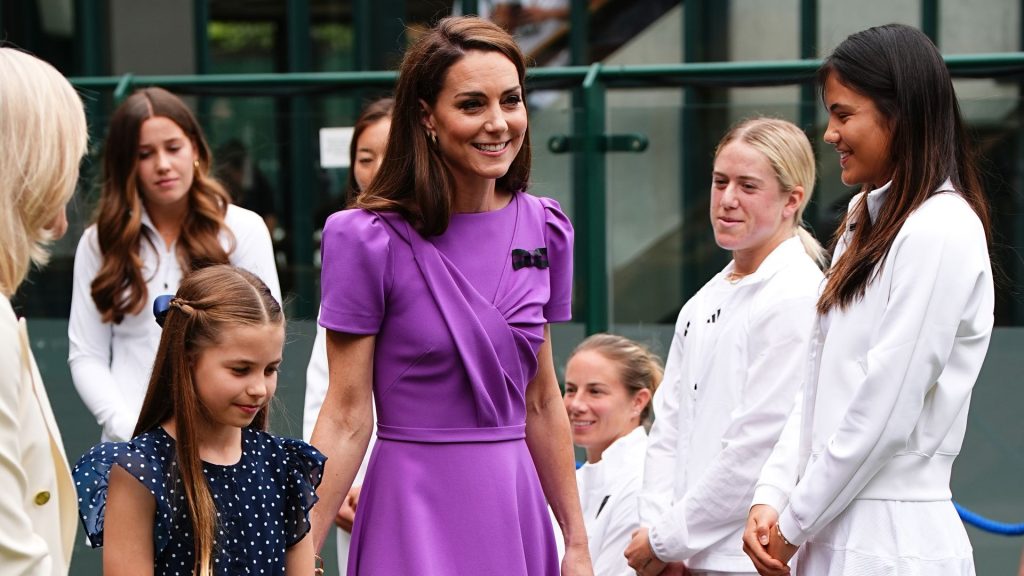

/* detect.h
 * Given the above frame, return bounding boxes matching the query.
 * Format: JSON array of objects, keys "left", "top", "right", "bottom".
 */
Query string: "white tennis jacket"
[
  {"left": 640, "top": 236, "right": 824, "bottom": 572},
  {"left": 753, "top": 180, "right": 995, "bottom": 547}
]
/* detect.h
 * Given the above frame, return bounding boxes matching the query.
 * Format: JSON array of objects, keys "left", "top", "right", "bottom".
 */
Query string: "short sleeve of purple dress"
[{"left": 319, "top": 192, "right": 572, "bottom": 575}]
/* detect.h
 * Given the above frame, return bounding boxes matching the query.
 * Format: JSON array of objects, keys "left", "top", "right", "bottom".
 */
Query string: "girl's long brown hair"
[
  {"left": 356, "top": 16, "right": 531, "bottom": 236},
  {"left": 134, "top": 265, "right": 283, "bottom": 576},
  {"left": 817, "top": 24, "right": 990, "bottom": 314},
  {"left": 91, "top": 87, "right": 233, "bottom": 324}
]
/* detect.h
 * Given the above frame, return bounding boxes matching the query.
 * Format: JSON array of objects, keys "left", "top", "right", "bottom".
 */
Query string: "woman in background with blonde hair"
[
  {"left": 562, "top": 333, "right": 663, "bottom": 575},
  {"left": 0, "top": 46, "right": 88, "bottom": 575},
  {"left": 626, "top": 117, "right": 825, "bottom": 576}
]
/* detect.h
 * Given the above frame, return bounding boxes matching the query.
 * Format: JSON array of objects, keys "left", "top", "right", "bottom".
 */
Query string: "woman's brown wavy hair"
[
  {"left": 91, "top": 87, "right": 233, "bottom": 324},
  {"left": 134, "top": 264, "right": 283, "bottom": 576},
  {"left": 356, "top": 16, "right": 531, "bottom": 236}
]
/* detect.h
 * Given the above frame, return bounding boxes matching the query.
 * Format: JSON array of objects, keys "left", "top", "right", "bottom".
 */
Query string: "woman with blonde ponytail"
[
  {"left": 68, "top": 87, "right": 281, "bottom": 443},
  {"left": 625, "top": 117, "right": 824, "bottom": 576}
]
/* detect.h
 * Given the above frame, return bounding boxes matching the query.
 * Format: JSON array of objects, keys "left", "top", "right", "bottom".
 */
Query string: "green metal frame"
[
  {"left": 574, "top": 63, "right": 608, "bottom": 333},
  {"left": 287, "top": 0, "right": 316, "bottom": 316},
  {"left": 70, "top": 51, "right": 1024, "bottom": 332},
  {"left": 83, "top": 53, "right": 1024, "bottom": 96}
]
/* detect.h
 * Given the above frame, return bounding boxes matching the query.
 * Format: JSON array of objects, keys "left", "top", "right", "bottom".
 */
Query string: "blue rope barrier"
[{"left": 954, "top": 500, "right": 1024, "bottom": 535}]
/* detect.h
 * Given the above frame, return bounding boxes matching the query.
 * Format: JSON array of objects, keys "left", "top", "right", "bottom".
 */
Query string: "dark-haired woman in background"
[
  {"left": 744, "top": 24, "right": 994, "bottom": 576},
  {"left": 69, "top": 87, "right": 280, "bottom": 442}
]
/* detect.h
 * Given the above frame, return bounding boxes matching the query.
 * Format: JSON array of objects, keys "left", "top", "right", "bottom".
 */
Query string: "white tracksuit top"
[
  {"left": 640, "top": 235, "right": 824, "bottom": 572},
  {"left": 753, "top": 180, "right": 995, "bottom": 547}
]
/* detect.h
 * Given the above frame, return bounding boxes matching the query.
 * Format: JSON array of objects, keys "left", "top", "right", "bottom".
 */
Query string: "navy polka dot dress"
[{"left": 73, "top": 427, "right": 326, "bottom": 575}]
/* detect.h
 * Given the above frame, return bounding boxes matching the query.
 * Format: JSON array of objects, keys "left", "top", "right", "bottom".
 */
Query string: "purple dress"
[{"left": 319, "top": 192, "right": 572, "bottom": 575}]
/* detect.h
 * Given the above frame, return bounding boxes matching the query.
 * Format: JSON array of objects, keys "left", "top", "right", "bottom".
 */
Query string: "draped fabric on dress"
[{"left": 318, "top": 192, "right": 573, "bottom": 575}]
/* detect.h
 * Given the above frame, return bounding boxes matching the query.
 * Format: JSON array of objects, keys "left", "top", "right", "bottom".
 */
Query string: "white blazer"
[
  {"left": 0, "top": 295, "right": 77, "bottom": 575},
  {"left": 640, "top": 236, "right": 823, "bottom": 572},
  {"left": 753, "top": 180, "right": 995, "bottom": 546}
]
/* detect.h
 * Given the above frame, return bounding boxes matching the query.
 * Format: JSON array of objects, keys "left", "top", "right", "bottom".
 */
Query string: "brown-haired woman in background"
[
  {"left": 68, "top": 87, "right": 281, "bottom": 442},
  {"left": 308, "top": 16, "right": 592, "bottom": 575}
]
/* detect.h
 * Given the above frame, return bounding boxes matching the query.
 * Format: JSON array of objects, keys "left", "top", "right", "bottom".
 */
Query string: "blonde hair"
[
  {"left": 0, "top": 48, "right": 87, "bottom": 296},
  {"left": 716, "top": 118, "right": 827, "bottom": 268},
  {"left": 569, "top": 333, "right": 664, "bottom": 426}
]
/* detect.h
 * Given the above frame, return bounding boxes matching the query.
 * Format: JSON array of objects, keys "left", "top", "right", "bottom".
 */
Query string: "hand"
[
  {"left": 561, "top": 541, "right": 594, "bottom": 576},
  {"left": 625, "top": 527, "right": 667, "bottom": 575},
  {"left": 659, "top": 562, "right": 690, "bottom": 576},
  {"left": 766, "top": 523, "right": 798, "bottom": 566},
  {"left": 334, "top": 484, "right": 362, "bottom": 533},
  {"left": 742, "top": 505, "right": 790, "bottom": 576}
]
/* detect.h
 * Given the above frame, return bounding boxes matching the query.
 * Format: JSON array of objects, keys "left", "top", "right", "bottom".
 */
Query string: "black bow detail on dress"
[{"left": 512, "top": 248, "right": 549, "bottom": 270}]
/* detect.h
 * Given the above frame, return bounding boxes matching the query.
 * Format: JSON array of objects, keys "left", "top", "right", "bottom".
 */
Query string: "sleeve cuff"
[
  {"left": 647, "top": 524, "right": 671, "bottom": 562},
  {"left": 777, "top": 507, "right": 810, "bottom": 547},
  {"left": 751, "top": 485, "right": 789, "bottom": 515}
]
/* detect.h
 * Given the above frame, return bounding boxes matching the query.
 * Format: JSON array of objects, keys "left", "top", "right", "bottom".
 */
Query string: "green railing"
[{"left": 69, "top": 52, "right": 1024, "bottom": 334}]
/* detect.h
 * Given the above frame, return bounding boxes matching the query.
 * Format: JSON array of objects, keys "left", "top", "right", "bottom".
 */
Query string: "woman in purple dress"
[{"left": 308, "top": 16, "right": 593, "bottom": 576}]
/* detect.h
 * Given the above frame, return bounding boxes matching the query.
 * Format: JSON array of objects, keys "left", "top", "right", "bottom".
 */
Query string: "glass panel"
[
  {"left": 606, "top": 87, "right": 689, "bottom": 324},
  {"left": 941, "top": 0, "right": 1019, "bottom": 53},
  {"left": 818, "top": 0, "right": 921, "bottom": 57}
]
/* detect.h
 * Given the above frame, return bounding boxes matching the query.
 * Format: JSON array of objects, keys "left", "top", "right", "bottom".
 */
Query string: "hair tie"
[{"left": 153, "top": 294, "right": 174, "bottom": 327}]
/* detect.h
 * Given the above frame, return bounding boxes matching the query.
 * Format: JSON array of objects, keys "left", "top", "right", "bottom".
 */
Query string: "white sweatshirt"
[
  {"left": 753, "top": 180, "right": 995, "bottom": 547},
  {"left": 640, "top": 236, "right": 823, "bottom": 572}
]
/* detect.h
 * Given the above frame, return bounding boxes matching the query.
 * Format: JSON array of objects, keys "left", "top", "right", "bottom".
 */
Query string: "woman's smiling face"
[
  {"left": 563, "top": 350, "right": 646, "bottom": 464},
  {"left": 822, "top": 72, "right": 895, "bottom": 189},
  {"left": 420, "top": 49, "right": 527, "bottom": 194}
]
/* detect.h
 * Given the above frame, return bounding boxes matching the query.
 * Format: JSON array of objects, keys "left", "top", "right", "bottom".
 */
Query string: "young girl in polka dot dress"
[{"left": 73, "top": 265, "right": 326, "bottom": 575}]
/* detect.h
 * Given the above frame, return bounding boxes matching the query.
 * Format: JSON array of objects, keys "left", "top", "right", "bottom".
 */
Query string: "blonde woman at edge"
[
  {"left": 0, "top": 47, "right": 88, "bottom": 575},
  {"left": 625, "top": 118, "right": 825, "bottom": 576},
  {"left": 561, "top": 334, "right": 662, "bottom": 575}
]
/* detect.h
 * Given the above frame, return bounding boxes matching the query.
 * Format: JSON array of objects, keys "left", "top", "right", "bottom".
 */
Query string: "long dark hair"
[
  {"left": 356, "top": 16, "right": 531, "bottom": 235},
  {"left": 92, "top": 87, "right": 233, "bottom": 324},
  {"left": 345, "top": 97, "right": 394, "bottom": 205},
  {"left": 134, "top": 265, "right": 283, "bottom": 576},
  {"left": 817, "top": 24, "right": 990, "bottom": 313}
]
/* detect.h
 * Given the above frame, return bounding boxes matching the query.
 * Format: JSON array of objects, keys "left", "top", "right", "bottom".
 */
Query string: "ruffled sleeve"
[
  {"left": 276, "top": 436, "right": 327, "bottom": 547},
  {"left": 319, "top": 209, "right": 393, "bottom": 335},
  {"left": 538, "top": 197, "right": 574, "bottom": 322},
  {"left": 71, "top": 434, "right": 175, "bottom": 553}
]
